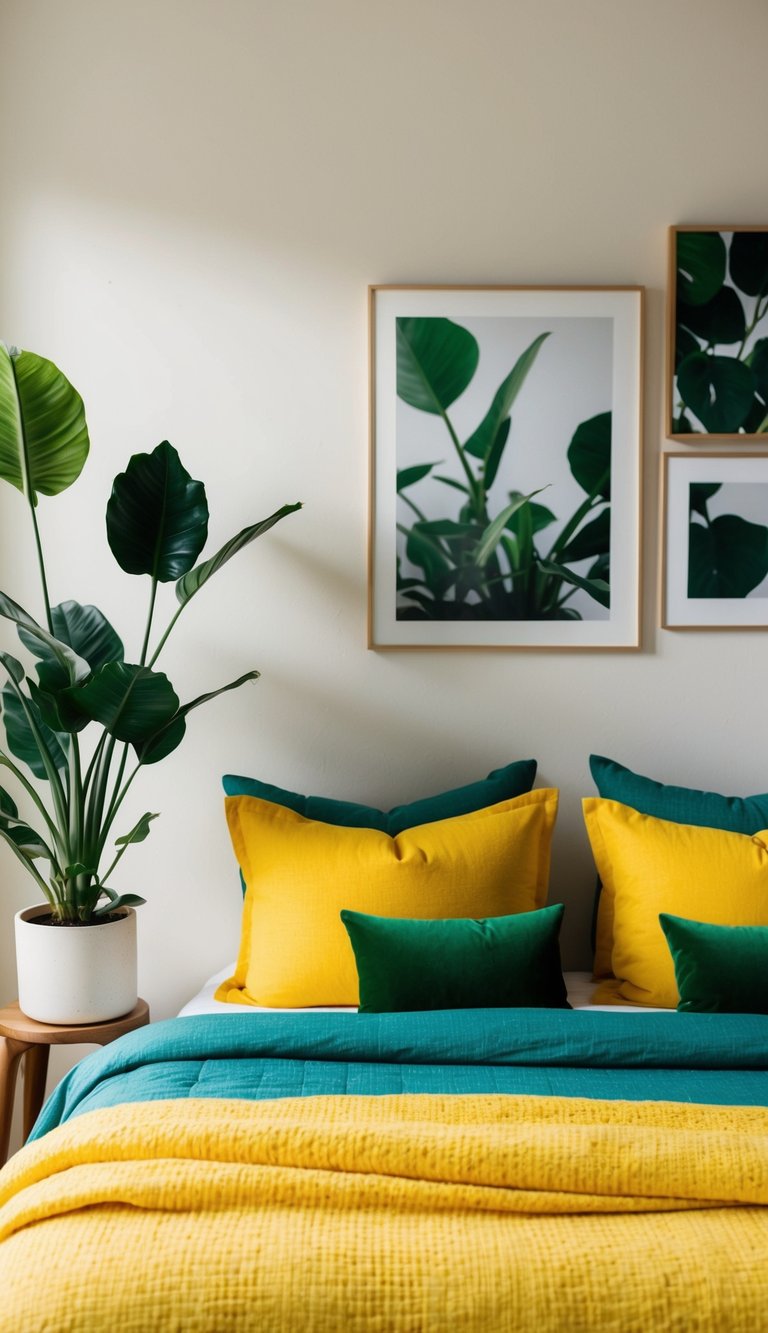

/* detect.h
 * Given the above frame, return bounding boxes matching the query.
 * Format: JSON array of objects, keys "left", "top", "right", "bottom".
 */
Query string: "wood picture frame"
[{"left": 368, "top": 284, "right": 644, "bottom": 650}]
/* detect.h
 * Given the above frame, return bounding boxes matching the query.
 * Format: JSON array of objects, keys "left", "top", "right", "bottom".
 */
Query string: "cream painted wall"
[{"left": 1, "top": 0, "right": 767, "bottom": 1075}]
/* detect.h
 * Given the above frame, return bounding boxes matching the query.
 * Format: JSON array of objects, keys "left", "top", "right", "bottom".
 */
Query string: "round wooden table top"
[{"left": 0, "top": 998, "right": 150, "bottom": 1045}]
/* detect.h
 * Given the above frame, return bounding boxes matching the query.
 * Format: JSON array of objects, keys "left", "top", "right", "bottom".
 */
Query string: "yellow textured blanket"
[{"left": 1, "top": 1094, "right": 767, "bottom": 1331}]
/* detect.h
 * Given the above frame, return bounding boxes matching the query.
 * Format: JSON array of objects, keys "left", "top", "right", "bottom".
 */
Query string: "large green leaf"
[
  {"left": 175, "top": 503, "right": 302, "bottom": 608},
  {"left": 0, "top": 591, "right": 90, "bottom": 685},
  {"left": 688, "top": 482, "right": 721, "bottom": 520},
  {"left": 474, "top": 490, "right": 546, "bottom": 567},
  {"left": 567, "top": 412, "right": 611, "bottom": 499},
  {"left": 504, "top": 494, "right": 557, "bottom": 538},
  {"left": 397, "top": 463, "right": 437, "bottom": 492},
  {"left": 0, "top": 344, "right": 89, "bottom": 502},
  {"left": 538, "top": 558, "right": 610, "bottom": 609},
  {"left": 136, "top": 670, "right": 260, "bottom": 765},
  {"left": 65, "top": 662, "right": 179, "bottom": 742},
  {"left": 677, "top": 353, "right": 755, "bottom": 433},
  {"left": 688, "top": 515, "right": 768, "bottom": 597},
  {"left": 396, "top": 318, "right": 479, "bottom": 414},
  {"left": 0, "top": 678, "right": 69, "bottom": 776},
  {"left": 404, "top": 522, "right": 452, "bottom": 586},
  {"left": 106, "top": 440, "right": 209, "bottom": 581},
  {"left": 464, "top": 332, "right": 550, "bottom": 460},
  {"left": 557, "top": 507, "right": 610, "bottom": 563},
  {"left": 729, "top": 232, "right": 768, "bottom": 297},
  {"left": 674, "top": 325, "right": 702, "bottom": 369},
  {"left": 482, "top": 419, "right": 511, "bottom": 489},
  {"left": 676, "top": 232, "right": 726, "bottom": 306},
  {"left": 677, "top": 287, "right": 746, "bottom": 347},
  {"left": 18, "top": 600, "right": 122, "bottom": 696}
]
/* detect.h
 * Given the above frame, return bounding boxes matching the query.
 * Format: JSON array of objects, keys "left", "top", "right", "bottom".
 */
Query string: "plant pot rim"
[{"left": 16, "top": 904, "right": 135, "bottom": 928}]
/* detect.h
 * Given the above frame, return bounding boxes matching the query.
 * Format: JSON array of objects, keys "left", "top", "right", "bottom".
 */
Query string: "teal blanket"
[{"left": 31, "top": 1008, "right": 768, "bottom": 1140}]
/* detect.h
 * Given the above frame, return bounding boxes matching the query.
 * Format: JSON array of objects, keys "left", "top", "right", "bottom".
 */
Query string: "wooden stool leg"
[
  {"left": 0, "top": 1037, "right": 30, "bottom": 1168},
  {"left": 22, "top": 1045, "right": 50, "bottom": 1141}
]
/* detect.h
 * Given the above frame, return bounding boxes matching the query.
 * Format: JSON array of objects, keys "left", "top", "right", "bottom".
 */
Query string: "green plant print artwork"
[
  {"left": 395, "top": 315, "right": 612, "bottom": 621},
  {"left": 673, "top": 230, "right": 768, "bottom": 436},
  {"left": 688, "top": 481, "right": 768, "bottom": 597}
]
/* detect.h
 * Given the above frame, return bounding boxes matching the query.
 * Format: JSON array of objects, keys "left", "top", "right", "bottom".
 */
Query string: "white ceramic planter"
[{"left": 15, "top": 905, "right": 138, "bottom": 1024}]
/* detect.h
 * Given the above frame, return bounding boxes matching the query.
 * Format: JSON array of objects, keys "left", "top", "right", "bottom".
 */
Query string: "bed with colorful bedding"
[
  {"left": 4, "top": 758, "right": 768, "bottom": 1330},
  {"left": 1, "top": 1006, "right": 768, "bottom": 1331}
]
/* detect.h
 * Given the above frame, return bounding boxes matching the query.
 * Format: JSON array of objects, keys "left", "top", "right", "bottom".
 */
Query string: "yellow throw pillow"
[
  {"left": 583, "top": 797, "right": 768, "bottom": 1008},
  {"left": 216, "top": 788, "right": 559, "bottom": 1007}
]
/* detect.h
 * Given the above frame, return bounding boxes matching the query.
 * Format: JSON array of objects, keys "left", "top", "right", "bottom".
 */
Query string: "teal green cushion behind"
[
  {"left": 660, "top": 914, "right": 768, "bottom": 1014},
  {"left": 223, "top": 760, "right": 537, "bottom": 836},
  {"left": 340, "top": 904, "right": 569, "bottom": 1014},
  {"left": 589, "top": 755, "right": 768, "bottom": 832}
]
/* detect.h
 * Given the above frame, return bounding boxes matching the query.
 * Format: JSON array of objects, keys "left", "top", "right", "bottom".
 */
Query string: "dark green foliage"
[
  {"left": 0, "top": 349, "right": 301, "bottom": 921},
  {"left": 687, "top": 483, "right": 768, "bottom": 598},
  {"left": 395, "top": 318, "right": 612, "bottom": 621},
  {"left": 674, "top": 231, "right": 768, "bottom": 435}
]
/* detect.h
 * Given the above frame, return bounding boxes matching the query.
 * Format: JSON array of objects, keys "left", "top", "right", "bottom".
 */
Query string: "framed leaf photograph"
[
  {"left": 667, "top": 226, "right": 768, "bottom": 440},
  {"left": 661, "top": 452, "right": 768, "bottom": 629},
  {"left": 368, "top": 285, "right": 644, "bottom": 649}
]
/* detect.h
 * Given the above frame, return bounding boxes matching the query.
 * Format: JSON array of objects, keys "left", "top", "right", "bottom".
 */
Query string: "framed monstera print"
[
  {"left": 368, "top": 285, "right": 644, "bottom": 650},
  {"left": 667, "top": 226, "right": 768, "bottom": 440},
  {"left": 661, "top": 452, "right": 768, "bottom": 629}
]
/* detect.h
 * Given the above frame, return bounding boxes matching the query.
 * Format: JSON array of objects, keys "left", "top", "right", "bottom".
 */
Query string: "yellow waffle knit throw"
[{"left": 1, "top": 1093, "right": 767, "bottom": 1332}]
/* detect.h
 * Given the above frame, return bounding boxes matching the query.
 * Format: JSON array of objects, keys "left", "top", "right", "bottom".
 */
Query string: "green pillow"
[
  {"left": 588, "top": 755, "right": 768, "bottom": 955},
  {"left": 340, "top": 904, "right": 569, "bottom": 1014},
  {"left": 589, "top": 755, "right": 768, "bottom": 832},
  {"left": 223, "top": 760, "right": 537, "bottom": 835},
  {"left": 660, "top": 913, "right": 768, "bottom": 1015}
]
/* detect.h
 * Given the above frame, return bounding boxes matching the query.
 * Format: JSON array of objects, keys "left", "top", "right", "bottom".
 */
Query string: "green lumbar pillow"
[
  {"left": 340, "top": 903, "right": 569, "bottom": 1014},
  {"left": 659, "top": 913, "right": 768, "bottom": 1015},
  {"left": 223, "top": 760, "right": 537, "bottom": 835},
  {"left": 589, "top": 755, "right": 768, "bottom": 832}
]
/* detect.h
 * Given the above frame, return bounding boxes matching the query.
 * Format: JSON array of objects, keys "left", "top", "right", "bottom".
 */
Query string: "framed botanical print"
[
  {"left": 667, "top": 226, "right": 768, "bottom": 440},
  {"left": 661, "top": 451, "right": 768, "bottom": 628},
  {"left": 368, "top": 285, "right": 644, "bottom": 649}
]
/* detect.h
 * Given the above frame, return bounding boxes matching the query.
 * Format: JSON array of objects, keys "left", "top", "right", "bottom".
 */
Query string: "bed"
[
  {"left": 2, "top": 769, "right": 768, "bottom": 1330},
  {"left": 0, "top": 976, "right": 767, "bottom": 1331}
]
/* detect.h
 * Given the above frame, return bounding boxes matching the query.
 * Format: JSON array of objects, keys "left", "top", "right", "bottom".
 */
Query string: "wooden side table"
[{"left": 0, "top": 998, "right": 150, "bottom": 1166}]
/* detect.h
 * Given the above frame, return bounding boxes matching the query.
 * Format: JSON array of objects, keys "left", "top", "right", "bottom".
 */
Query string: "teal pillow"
[
  {"left": 223, "top": 760, "right": 537, "bottom": 836},
  {"left": 588, "top": 755, "right": 768, "bottom": 954},
  {"left": 340, "top": 904, "right": 569, "bottom": 1014},
  {"left": 659, "top": 913, "right": 768, "bottom": 1014},
  {"left": 589, "top": 755, "right": 768, "bottom": 832}
]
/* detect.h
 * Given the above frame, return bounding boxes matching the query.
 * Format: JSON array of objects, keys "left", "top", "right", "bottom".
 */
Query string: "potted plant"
[{"left": 0, "top": 342, "right": 300, "bottom": 1022}]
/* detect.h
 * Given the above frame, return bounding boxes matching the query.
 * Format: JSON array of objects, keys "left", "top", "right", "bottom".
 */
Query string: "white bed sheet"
[{"left": 177, "top": 966, "right": 664, "bottom": 1017}]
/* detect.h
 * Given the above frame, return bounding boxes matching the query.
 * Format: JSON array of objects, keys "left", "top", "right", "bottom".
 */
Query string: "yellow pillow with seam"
[
  {"left": 583, "top": 796, "right": 768, "bottom": 1008},
  {"left": 216, "top": 787, "right": 559, "bottom": 1008}
]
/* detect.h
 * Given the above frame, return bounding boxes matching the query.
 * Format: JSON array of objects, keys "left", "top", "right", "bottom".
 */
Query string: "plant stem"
[
  {"left": 101, "top": 761, "right": 141, "bottom": 846},
  {"left": 439, "top": 407, "right": 482, "bottom": 512},
  {"left": 29, "top": 504, "right": 54, "bottom": 633},
  {"left": 399, "top": 493, "right": 428, "bottom": 523},
  {"left": 147, "top": 603, "right": 184, "bottom": 669},
  {"left": 9, "top": 355, "right": 54, "bottom": 631},
  {"left": 0, "top": 749, "right": 61, "bottom": 844},
  {"left": 139, "top": 578, "right": 158, "bottom": 666},
  {"left": 0, "top": 826, "right": 54, "bottom": 901}
]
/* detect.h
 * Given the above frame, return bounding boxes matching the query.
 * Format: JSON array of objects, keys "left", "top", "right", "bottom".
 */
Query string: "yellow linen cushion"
[
  {"left": 216, "top": 788, "right": 559, "bottom": 1007},
  {"left": 583, "top": 797, "right": 768, "bottom": 1008}
]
